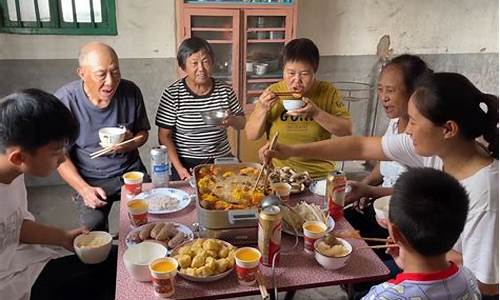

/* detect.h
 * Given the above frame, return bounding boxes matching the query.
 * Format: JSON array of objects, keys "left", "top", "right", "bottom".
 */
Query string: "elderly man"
[{"left": 56, "top": 42, "right": 150, "bottom": 231}]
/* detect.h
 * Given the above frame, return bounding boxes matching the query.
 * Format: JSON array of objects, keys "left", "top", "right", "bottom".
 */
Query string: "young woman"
[{"left": 261, "top": 72, "right": 499, "bottom": 297}]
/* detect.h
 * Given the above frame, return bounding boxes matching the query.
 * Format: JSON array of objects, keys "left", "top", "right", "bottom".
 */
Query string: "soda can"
[
  {"left": 151, "top": 146, "right": 170, "bottom": 188},
  {"left": 325, "top": 170, "right": 347, "bottom": 221},
  {"left": 258, "top": 205, "right": 282, "bottom": 266}
]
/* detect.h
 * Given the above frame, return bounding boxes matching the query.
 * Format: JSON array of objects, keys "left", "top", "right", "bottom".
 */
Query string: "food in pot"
[
  {"left": 173, "top": 238, "right": 236, "bottom": 277},
  {"left": 196, "top": 165, "right": 265, "bottom": 210}
]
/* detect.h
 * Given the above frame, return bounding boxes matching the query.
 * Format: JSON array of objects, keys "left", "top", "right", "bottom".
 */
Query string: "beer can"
[
  {"left": 325, "top": 170, "right": 347, "bottom": 221},
  {"left": 258, "top": 205, "right": 282, "bottom": 266}
]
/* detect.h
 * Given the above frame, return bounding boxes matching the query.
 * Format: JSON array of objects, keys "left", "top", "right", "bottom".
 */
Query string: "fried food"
[{"left": 174, "top": 238, "right": 235, "bottom": 278}]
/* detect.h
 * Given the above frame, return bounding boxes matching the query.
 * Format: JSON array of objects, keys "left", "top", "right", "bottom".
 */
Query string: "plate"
[
  {"left": 309, "top": 179, "right": 326, "bottom": 196},
  {"left": 171, "top": 238, "right": 235, "bottom": 282},
  {"left": 135, "top": 188, "right": 191, "bottom": 214},
  {"left": 282, "top": 216, "right": 335, "bottom": 237},
  {"left": 125, "top": 222, "right": 194, "bottom": 252},
  {"left": 180, "top": 267, "right": 233, "bottom": 282}
]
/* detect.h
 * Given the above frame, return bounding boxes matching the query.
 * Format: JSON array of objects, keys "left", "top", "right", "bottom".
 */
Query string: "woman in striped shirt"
[{"left": 155, "top": 37, "right": 245, "bottom": 180}]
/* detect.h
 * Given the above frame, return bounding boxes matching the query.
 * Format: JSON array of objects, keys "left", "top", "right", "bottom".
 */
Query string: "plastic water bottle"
[{"left": 150, "top": 145, "right": 170, "bottom": 188}]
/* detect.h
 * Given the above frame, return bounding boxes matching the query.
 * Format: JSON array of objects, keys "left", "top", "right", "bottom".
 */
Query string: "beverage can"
[
  {"left": 258, "top": 205, "right": 282, "bottom": 266},
  {"left": 151, "top": 146, "right": 171, "bottom": 188},
  {"left": 325, "top": 170, "right": 347, "bottom": 221}
]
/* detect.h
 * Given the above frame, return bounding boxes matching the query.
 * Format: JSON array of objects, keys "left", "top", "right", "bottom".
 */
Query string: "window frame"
[{"left": 0, "top": 0, "right": 117, "bottom": 35}]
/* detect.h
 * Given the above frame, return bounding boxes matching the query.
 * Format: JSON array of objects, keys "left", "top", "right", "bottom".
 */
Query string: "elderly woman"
[
  {"left": 156, "top": 37, "right": 245, "bottom": 180},
  {"left": 245, "top": 38, "right": 352, "bottom": 179}
]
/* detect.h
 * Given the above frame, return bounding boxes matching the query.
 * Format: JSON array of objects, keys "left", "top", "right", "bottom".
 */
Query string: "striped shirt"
[{"left": 155, "top": 77, "right": 244, "bottom": 159}]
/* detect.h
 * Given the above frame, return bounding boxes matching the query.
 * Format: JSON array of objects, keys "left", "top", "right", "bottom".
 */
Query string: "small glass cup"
[
  {"left": 234, "top": 247, "right": 262, "bottom": 286},
  {"left": 271, "top": 182, "right": 291, "bottom": 203},
  {"left": 123, "top": 171, "right": 144, "bottom": 198},
  {"left": 149, "top": 257, "right": 178, "bottom": 298},
  {"left": 127, "top": 199, "right": 148, "bottom": 227},
  {"left": 302, "top": 221, "right": 327, "bottom": 254}
]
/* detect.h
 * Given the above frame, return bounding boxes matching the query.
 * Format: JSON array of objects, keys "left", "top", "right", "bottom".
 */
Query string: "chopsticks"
[
  {"left": 357, "top": 244, "right": 398, "bottom": 250},
  {"left": 253, "top": 132, "right": 279, "bottom": 192},
  {"left": 273, "top": 91, "right": 302, "bottom": 97},
  {"left": 90, "top": 136, "right": 142, "bottom": 159},
  {"left": 256, "top": 271, "right": 270, "bottom": 300}
]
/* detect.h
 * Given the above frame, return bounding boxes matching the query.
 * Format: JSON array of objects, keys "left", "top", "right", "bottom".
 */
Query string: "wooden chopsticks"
[
  {"left": 273, "top": 91, "right": 302, "bottom": 97},
  {"left": 90, "top": 135, "right": 142, "bottom": 159},
  {"left": 357, "top": 244, "right": 398, "bottom": 250},
  {"left": 256, "top": 271, "right": 270, "bottom": 300},
  {"left": 253, "top": 132, "right": 279, "bottom": 192}
]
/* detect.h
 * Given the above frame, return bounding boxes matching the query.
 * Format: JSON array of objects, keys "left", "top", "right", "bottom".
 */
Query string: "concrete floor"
[{"left": 26, "top": 161, "right": 369, "bottom": 300}]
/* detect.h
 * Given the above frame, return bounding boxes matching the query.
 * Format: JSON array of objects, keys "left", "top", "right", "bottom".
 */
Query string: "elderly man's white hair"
[{"left": 78, "top": 42, "right": 118, "bottom": 66}]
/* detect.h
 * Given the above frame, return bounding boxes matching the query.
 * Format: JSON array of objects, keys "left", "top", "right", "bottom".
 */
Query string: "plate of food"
[
  {"left": 135, "top": 188, "right": 191, "bottom": 214},
  {"left": 125, "top": 221, "right": 194, "bottom": 253},
  {"left": 171, "top": 238, "right": 236, "bottom": 282},
  {"left": 268, "top": 167, "right": 312, "bottom": 194},
  {"left": 281, "top": 201, "right": 335, "bottom": 236}
]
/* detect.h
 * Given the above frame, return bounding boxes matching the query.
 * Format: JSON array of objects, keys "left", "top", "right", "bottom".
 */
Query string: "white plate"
[
  {"left": 171, "top": 238, "right": 235, "bottom": 282},
  {"left": 282, "top": 216, "right": 335, "bottom": 237},
  {"left": 309, "top": 179, "right": 326, "bottom": 196},
  {"left": 135, "top": 188, "right": 191, "bottom": 214},
  {"left": 125, "top": 222, "right": 194, "bottom": 252}
]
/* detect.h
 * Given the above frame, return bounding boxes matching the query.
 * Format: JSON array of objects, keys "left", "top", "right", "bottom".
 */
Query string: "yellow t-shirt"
[{"left": 267, "top": 80, "right": 350, "bottom": 179}]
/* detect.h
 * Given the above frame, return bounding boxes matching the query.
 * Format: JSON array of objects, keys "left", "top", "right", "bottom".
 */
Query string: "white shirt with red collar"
[{"left": 362, "top": 263, "right": 480, "bottom": 300}]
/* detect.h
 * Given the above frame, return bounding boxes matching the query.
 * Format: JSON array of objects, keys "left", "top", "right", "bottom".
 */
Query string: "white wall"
[
  {"left": 297, "top": 0, "right": 499, "bottom": 56},
  {"left": 1, "top": 0, "right": 498, "bottom": 59},
  {"left": 0, "top": 0, "right": 177, "bottom": 59}
]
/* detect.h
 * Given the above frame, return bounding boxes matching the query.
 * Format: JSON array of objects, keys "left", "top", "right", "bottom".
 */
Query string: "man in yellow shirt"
[{"left": 245, "top": 38, "right": 352, "bottom": 178}]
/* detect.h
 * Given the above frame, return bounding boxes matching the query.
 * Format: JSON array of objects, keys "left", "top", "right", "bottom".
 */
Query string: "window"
[{"left": 0, "top": 0, "right": 116, "bottom": 35}]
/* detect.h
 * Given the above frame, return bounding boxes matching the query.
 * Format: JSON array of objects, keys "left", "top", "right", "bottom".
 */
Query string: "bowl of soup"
[
  {"left": 282, "top": 99, "right": 305, "bottom": 111},
  {"left": 123, "top": 241, "right": 168, "bottom": 282},
  {"left": 98, "top": 126, "right": 126, "bottom": 146},
  {"left": 314, "top": 236, "right": 352, "bottom": 270},
  {"left": 373, "top": 196, "right": 391, "bottom": 228},
  {"left": 74, "top": 231, "right": 113, "bottom": 264}
]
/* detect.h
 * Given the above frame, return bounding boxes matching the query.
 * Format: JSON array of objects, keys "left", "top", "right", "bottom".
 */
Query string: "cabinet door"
[
  {"left": 243, "top": 9, "right": 293, "bottom": 108},
  {"left": 182, "top": 8, "right": 240, "bottom": 96}
]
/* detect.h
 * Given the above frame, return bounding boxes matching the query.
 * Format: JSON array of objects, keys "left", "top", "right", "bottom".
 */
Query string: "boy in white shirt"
[{"left": 0, "top": 89, "right": 116, "bottom": 300}]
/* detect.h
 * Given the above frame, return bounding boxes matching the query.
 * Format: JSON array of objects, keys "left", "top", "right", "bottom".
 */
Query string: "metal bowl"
[{"left": 200, "top": 110, "right": 228, "bottom": 125}]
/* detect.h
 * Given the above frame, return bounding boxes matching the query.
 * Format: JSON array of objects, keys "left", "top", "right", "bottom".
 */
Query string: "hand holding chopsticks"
[
  {"left": 253, "top": 132, "right": 279, "bottom": 192},
  {"left": 90, "top": 135, "right": 142, "bottom": 159}
]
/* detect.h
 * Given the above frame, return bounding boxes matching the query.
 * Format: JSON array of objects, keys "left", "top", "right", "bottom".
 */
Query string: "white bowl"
[
  {"left": 373, "top": 195, "right": 391, "bottom": 228},
  {"left": 98, "top": 126, "right": 126, "bottom": 146},
  {"left": 314, "top": 237, "right": 352, "bottom": 270},
  {"left": 74, "top": 231, "right": 113, "bottom": 264},
  {"left": 123, "top": 241, "right": 168, "bottom": 282},
  {"left": 283, "top": 99, "right": 305, "bottom": 111}
]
